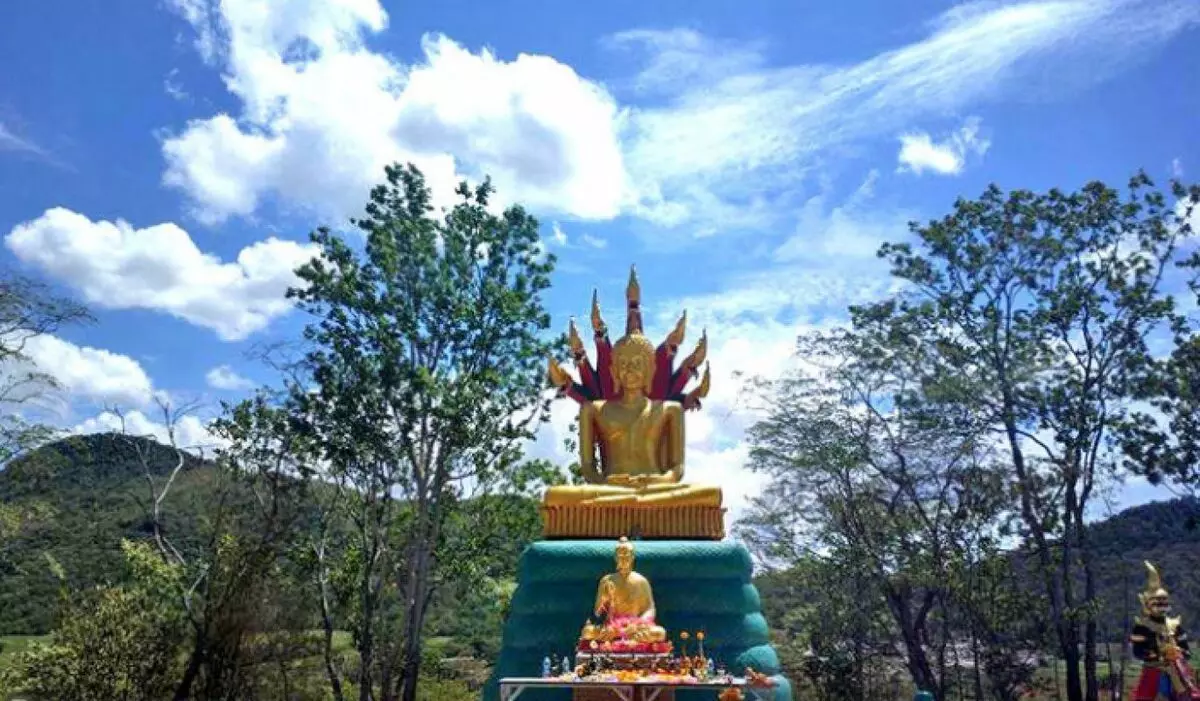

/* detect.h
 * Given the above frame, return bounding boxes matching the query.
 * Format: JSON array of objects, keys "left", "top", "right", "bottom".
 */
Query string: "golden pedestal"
[{"left": 540, "top": 504, "right": 726, "bottom": 540}]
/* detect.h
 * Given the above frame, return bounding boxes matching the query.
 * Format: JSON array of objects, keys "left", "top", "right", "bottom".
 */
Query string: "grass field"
[
  {"left": 1031, "top": 659, "right": 1147, "bottom": 701},
  {"left": 0, "top": 632, "right": 478, "bottom": 701},
  {"left": 0, "top": 637, "right": 46, "bottom": 674}
]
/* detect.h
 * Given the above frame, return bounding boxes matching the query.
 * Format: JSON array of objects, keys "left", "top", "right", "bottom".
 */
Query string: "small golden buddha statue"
[
  {"left": 543, "top": 266, "right": 721, "bottom": 513},
  {"left": 580, "top": 537, "right": 667, "bottom": 645}
]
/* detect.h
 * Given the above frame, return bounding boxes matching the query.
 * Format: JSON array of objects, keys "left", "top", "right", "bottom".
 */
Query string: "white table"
[{"left": 498, "top": 676, "right": 775, "bottom": 701}]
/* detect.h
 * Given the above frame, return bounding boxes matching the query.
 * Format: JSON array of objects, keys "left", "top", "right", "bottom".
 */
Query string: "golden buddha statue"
[
  {"left": 541, "top": 266, "right": 724, "bottom": 539},
  {"left": 580, "top": 537, "right": 667, "bottom": 646}
]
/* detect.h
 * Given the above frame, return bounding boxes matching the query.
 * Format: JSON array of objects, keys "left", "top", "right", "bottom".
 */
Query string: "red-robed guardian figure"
[{"left": 1131, "top": 562, "right": 1200, "bottom": 701}]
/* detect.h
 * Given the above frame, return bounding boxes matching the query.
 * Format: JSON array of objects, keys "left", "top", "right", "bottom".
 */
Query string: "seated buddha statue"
[
  {"left": 579, "top": 537, "right": 669, "bottom": 649},
  {"left": 543, "top": 266, "right": 722, "bottom": 509}
]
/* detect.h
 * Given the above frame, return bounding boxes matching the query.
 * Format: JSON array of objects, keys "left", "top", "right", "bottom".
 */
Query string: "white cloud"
[
  {"left": 74, "top": 408, "right": 225, "bottom": 454},
  {"left": 1173, "top": 158, "right": 1185, "bottom": 178},
  {"left": 205, "top": 364, "right": 254, "bottom": 391},
  {"left": 159, "top": 0, "right": 1196, "bottom": 236},
  {"left": 0, "top": 123, "right": 45, "bottom": 156},
  {"left": 773, "top": 170, "right": 909, "bottom": 263},
  {"left": 5, "top": 207, "right": 319, "bottom": 341},
  {"left": 617, "top": 0, "right": 1199, "bottom": 231},
  {"left": 526, "top": 396, "right": 579, "bottom": 466},
  {"left": 550, "top": 222, "right": 568, "bottom": 246},
  {"left": 544, "top": 223, "right": 606, "bottom": 250},
  {"left": 604, "top": 28, "right": 766, "bottom": 96},
  {"left": 20, "top": 335, "right": 154, "bottom": 407},
  {"left": 897, "top": 117, "right": 990, "bottom": 176},
  {"left": 580, "top": 234, "right": 608, "bottom": 249},
  {"left": 162, "top": 0, "right": 628, "bottom": 225},
  {"left": 164, "top": 69, "right": 189, "bottom": 101}
]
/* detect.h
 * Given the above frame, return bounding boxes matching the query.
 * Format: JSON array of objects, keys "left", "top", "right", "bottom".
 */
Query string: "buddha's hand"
[
  {"left": 608, "top": 474, "right": 635, "bottom": 486},
  {"left": 645, "top": 472, "right": 679, "bottom": 485}
]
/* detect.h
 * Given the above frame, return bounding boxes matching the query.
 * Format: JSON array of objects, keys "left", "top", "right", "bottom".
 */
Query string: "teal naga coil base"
[{"left": 482, "top": 540, "right": 792, "bottom": 701}]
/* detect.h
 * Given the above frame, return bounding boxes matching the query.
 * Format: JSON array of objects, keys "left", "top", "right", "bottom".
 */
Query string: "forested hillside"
[
  {"left": 0, "top": 431, "right": 541, "bottom": 656},
  {"left": 0, "top": 433, "right": 214, "bottom": 633},
  {"left": 5, "top": 431, "right": 1200, "bottom": 644},
  {"left": 756, "top": 497, "right": 1200, "bottom": 656}
]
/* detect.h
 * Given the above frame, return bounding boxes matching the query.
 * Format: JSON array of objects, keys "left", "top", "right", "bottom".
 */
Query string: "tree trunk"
[
  {"left": 358, "top": 546, "right": 378, "bottom": 701},
  {"left": 1059, "top": 617, "right": 1084, "bottom": 701},
  {"left": 174, "top": 631, "right": 205, "bottom": 701},
  {"left": 887, "top": 589, "right": 940, "bottom": 700},
  {"left": 398, "top": 537, "right": 434, "bottom": 701},
  {"left": 1002, "top": 409, "right": 1081, "bottom": 701},
  {"left": 972, "top": 627, "right": 985, "bottom": 701},
  {"left": 1080, "top": 518, "right": 1099, "bottom": 701},
  {"left": 319, "top": 567, "right": 346, "bottom": 701}
]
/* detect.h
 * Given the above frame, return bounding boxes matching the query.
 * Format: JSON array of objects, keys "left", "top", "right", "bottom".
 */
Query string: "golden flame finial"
[
  {"left": 666, "top": 310, "right": 687, "bottom": 348},
  {"left": 625, "top": 265, "right": 643, "bottom": 336},
  {"left": 1145, "top": 561, "right": 1162, "bottom": 591},
  {"left": 567, "top": 317, "right": 586, "bottom": 357},
  {"left": 681, "top": 328, "right": 708, "bottom": 371},
  {"left": 547, "top": 356, "right": 572, "bottom": 389},
  {"left": 590, "top": 289, "right": 606, "bottom": 336},
  {"left": 1139, "top": 560, "right": 1171, "bottom": 615},
  {"left": 684, "top": 362, "right": 712, "bottom": 409},
  {"left": 695, "top": 363, "right": 711, "bottom": 398}
]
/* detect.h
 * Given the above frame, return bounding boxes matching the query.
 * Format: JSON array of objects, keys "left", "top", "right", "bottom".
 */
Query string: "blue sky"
[{"left": 0, "top": 0, "right": 1197, "bottom": 520}]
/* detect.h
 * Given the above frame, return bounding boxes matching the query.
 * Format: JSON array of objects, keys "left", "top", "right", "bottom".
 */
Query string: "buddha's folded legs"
[
  {"left": 542, "top": 485, "right": 644, "bottom": 506},
  {"left": 628, "top": 484, "right": 722, "bottom": 505},
  {"left": 542, "top": 482, "right": 723, "bottom": 507}
]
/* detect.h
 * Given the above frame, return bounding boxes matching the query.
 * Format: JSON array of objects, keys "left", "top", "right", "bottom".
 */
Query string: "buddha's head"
[
  {"left": 1140, "top": 561, "right": 1171, "bottom": 619},
  {"left": 615, "top": 536, "right": 636, "bottom": 575},
  {"left": 611, "top": 333, "right": 655, "bottom": 398}
]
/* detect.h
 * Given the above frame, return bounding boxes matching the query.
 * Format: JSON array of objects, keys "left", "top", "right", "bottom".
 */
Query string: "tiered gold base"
[{"left": 541, "top": 504, "right": 725, "bottom": 540}]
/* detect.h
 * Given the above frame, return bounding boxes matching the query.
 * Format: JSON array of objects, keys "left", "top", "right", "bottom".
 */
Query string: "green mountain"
[
  {"left": 0, "top": 431, "right": 542, "bottom": 660},
  {"left": 1086, "top": 497, "right": 1200, "bottom": 636},
  {"left": 0, "top": 432, "right": 215, "bottom": 633}
]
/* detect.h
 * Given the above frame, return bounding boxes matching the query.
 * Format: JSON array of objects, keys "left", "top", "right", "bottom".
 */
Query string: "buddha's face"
[
  {"left": 616, "top": 354, "right": 649, "bottom": 395},
  {"left": 611, "top": 334, "right": 656, "bottom": 397},
  {"left": 615, "top": 547, "right": 634, "bottom": 575}
]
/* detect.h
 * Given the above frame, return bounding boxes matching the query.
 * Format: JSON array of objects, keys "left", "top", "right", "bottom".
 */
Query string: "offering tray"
[
  {"left": 576, "top": 650, "right": 674, "bottom": 671},
  {"left": 498, "top": 675, "right": 776, "bottom": 701}
]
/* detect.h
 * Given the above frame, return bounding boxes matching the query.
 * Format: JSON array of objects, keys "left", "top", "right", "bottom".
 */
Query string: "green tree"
[
  {"left": 739, "top": 328, "right": 1009, "bottom": 701},
  {"left": 756, "top": 558, "right": 894, "bottom": 701},
  {"left": 1119, "top": 191, "right": 1200, "bottom": 492},
  {"left": 0, "top": 273, "right": 92, "bottom": 460},
  {"left": 857, "top": 173, "right": 1199, "bottom": 701},
  {"left": 282, "top": 162, "right": 556, "bottom": 701},
  {"left": 1, "top": 540, "right": 186, "bottom": 701},
  {"left": 954, "top": 555, "right": 1048, "bottom": 701},
  {"left": 0, "top": 273, "right": 90, "bottom": 574},
  {"left": 100, "top": 397, "right": 315, "bottom": 701}
]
